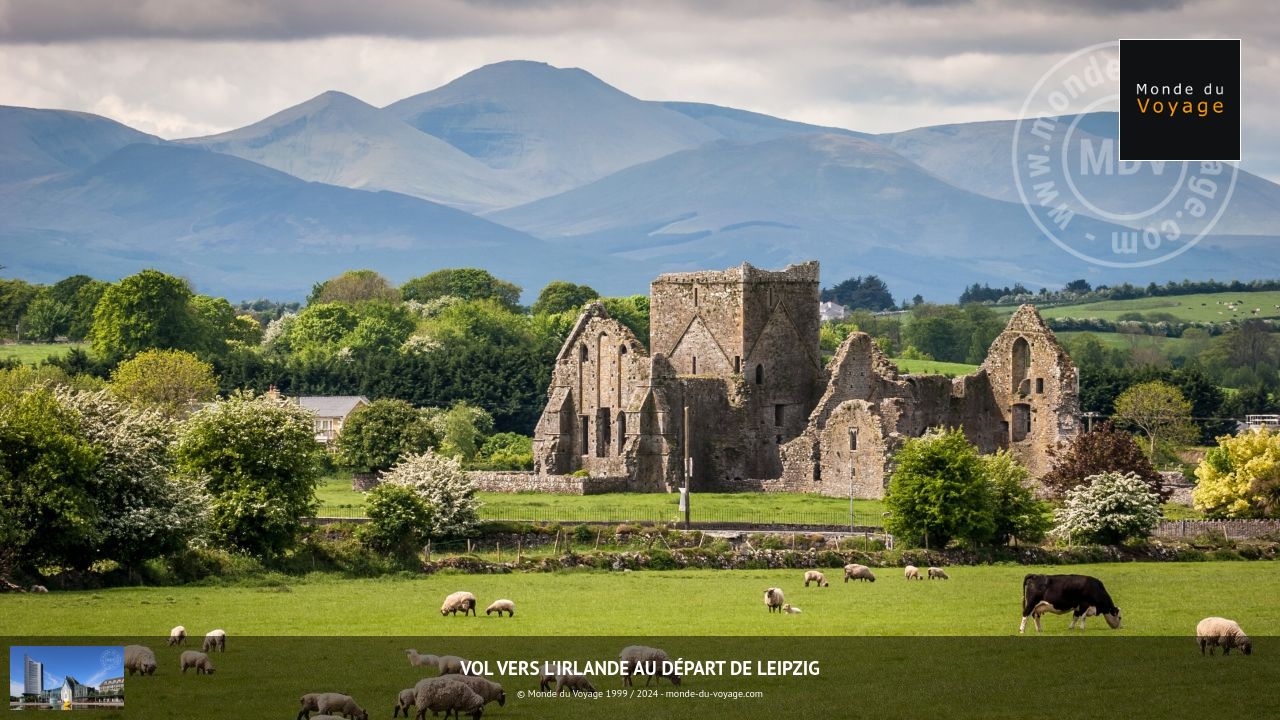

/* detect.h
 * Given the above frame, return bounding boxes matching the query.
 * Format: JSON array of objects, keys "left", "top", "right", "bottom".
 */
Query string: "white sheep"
[
  {"left": 1196, "top": 617, "right": 1253, "bottom": 656},
  {"left": 485, "top": 599, "right": 515, "bottom": 617},
  {"left": 539, "top": 661, "right": 569, "bottom": 690},
  {"left": 619, "top": 645, "right": 681, "bottom": 686},
  {"left": 406, "top": 649, "right": 440, "bottom": 668},
  {"left": 441, "top": 591, "right": 478, "bottom": 617},
  {"left": 904, "top": 565, "right": 923, "bottom": 581},
  {"left": 124, "top": 645, "right": 157, "bottom": 676},
  {"left": 764, "top": 587, "right": 785, "bottom": 613},
  {"left": 555, "top": 674, "right": 597, "bottom": 696},
  {"left": 168, "top": 625, "right": 187, "bottom": 646},
  {"left": 437, "top": 655, "right": 473, "bottom": 676},
  {"left": 179, "top": 650, "right": 215, "bottom": 675},
  {"left": 928, "top": 567, "right": 949, "bottom": 580},
  {"left": 297, "top": 692, "right": 369, "bottom": 720},
  {"left": 30, "top": 585, "right": 48, "bottom": 593},
  {"left": 843, "top": 564, "right": 876, "bottom": 583},
  {"left": 803, "top": 571, "right": 828, "bottom": 587},
  {"left": 393, "top": 688, "right": 416, "bottom": 718},
  {"left": 413, "top": 677, "right": 486, "bottom": 720},
  {"left": 448, "top": 675, "right": 506, "bottom": 708},
  {"left": 203, "top": 629, "right": 227, "bottom": 653},
  {"left": 782, "top": 604, "right": 802, "bottom": 614}
]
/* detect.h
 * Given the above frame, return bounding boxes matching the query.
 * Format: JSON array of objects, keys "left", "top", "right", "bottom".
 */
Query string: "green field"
[
  {"left": 0, "top": 341, "right": 84, "bottom": 364},
  {"left": 1008, "top": 291, "right": 1280, "bottom": 323},
  {"left": 1057, "top": 330, "right": 1193, "bottom": 354},
  {"left": 889, "top": 357, "right": 979, "bottom": 376}
]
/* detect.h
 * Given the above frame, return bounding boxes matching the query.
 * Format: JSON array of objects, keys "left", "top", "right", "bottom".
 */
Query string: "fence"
[
  {"left": 312, "top": 504, "right": 886, "bottom": 530},
  {"left": 1154, "top": 519, "right": 1280, "bottom": 540}
]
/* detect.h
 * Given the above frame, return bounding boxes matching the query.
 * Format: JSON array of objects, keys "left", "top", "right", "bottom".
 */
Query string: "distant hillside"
[
  {"left": 0, "top": 105, "right": 160, "bottom": 183},
  {"left": 1010, "top": 291, "right": 1280, "bottom": 323}
]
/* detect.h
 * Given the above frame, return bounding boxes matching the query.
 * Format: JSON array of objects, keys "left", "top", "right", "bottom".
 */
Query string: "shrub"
[
  {"left": 473, "top": 432, "right": 534, "bottom": 470},
  {"left": 1042, "top": 422, "right": 1164, "bottom": 498},
  {"left": 379, "top": 451, "right": 481, "bottom": 539},
  {"left": 334, "top": 398, "right": 437, "bottom": 473},
  {"left": 885, "top": 429, "right": 994, "bottom": 547},
  {"left": 1053, "top": 471, "right": 1162, "bottom": 545},
  {"left": 1193, "top": 429, "right": 1280, "bottom": 518},
  {"left": 361, "top": 484, "right": 433, "bottom": 558},
  {"left": 983, "top": 450, "right": 1051, "bottom": 545}
]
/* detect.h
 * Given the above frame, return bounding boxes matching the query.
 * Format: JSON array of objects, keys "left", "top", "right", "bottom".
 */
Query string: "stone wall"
[
  {"left": 466, "top": 471, "right": 630, "bottom": 495},
  {"left": 1154, "top": 519, "right": 1280, "bottom": 540}
]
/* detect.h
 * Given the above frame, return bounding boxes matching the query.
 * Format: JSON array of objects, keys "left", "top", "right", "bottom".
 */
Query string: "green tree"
[
  {"left": 309, "top": 269, "right": 400, "bottom": 305},
  {"left": 90, "top": 269, "right": 197, "bottom": 359},
  {"left": 109, "top": 349, "right": 218, "bottom": 417},
  {"left": 360, "top": 483, "right": 433, "bottom": 558},
  {"left": 189, "top": 295, "right": 241, "bottom": 357},
  {"left": 21, "top": 293, "right": 72, "bottom": 342},
  {"left": 884, "top": 429, "right": 995, "bottom": 547},
  {"left": 1193, "top": 429, "right": 1280, "bottom": 518},
  {"left": 474, "top": 432, "right": 534, "bottom": 470},
  {"left": 1053, "top": 471, "right": 1161, "bottom": 544},
  {"left": 334, "top": 399, "right": 438, "bottom": 473},
  {"left": 982, "top": 450, "right": 1051, "bottom": 544},
  {"left": 532, "top": 281, "right": 600, "bottom": 315},
  {"left": 429, "top": 401, "right": 495, "bottom": 463},
  {"left": 174, "top": 391, "right": 321, "bottom": 557},
  {"left": 1041, "top": 422, "right": 1163, "bottom": 498},
  {"left": 0, "top": 278, "right": 38, "bottom": 341},
  {"left": 820, "top": 275, "right": 895, "bottom": 311},
  {"left": 400, "top": 268, "right": 522, "bottom": 311},
  {"left": 600, "top": 295, "right": 650, "bottom": 348},
  {"left": 1114, "top": 381, "right": 1198, "bottom": 458},
  {"left": 286, "top": 303, "right": 359, "bottom": 354},
  {"left": 377, "top": 451, "right": 480, "bottom": 539}
]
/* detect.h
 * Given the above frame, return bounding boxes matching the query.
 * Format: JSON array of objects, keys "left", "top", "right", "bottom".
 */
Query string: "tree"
[
  {"left": 983, "top": 450, "right": 1051, "bottom": 544},
  {"left": 400, "top": 268, "right": 522, "bottom": 311},
  {"left": 360, "top": 483, "right": 433, "bottom": 558},
  {"left": 1041, "top": 422, "right": 1164, "bottom": 498},
  {"left": 884, "top": 429, "right": 995, "bottom": 547},
  {"left": 600, "top": 295, "right": 650, "bottom": 348},
  {"left": 334, "top": 399, "right": 438, "bottom": 474},
  {"left": 0, "top": 278, "right": 38, "bottom": 341},
  {"left": 90, "top": 269, "right": 197, "bottom": 359},
  {"left": 1113, "top": 381, "right": 1198, "bottom": 457},
  {"left": 429, "top": 402, "right": 495, "bottom": 463},
  {"left": 378, "top": 451, "right": 481, "bottom": 538},
  {"left": 1064, "top": 279, "right": 1092, "bottom": 293},
  {"left": 285, "top": 303, "right": 358, "bottom": 354},
  {"left": 309, "top": 269, "right": 400, "bottom": 305},
  {"left": 1053, "top": 472, "right": 1161, "bottom": 544},
  {"left": 820, "top": 275, "right": 895, "bottom": 311},
  {"left": 21, "top": 293, "right": 72, "bottom": 341},
  {"left": 532, "top": 281, "right": 600, "bottom": 315},
  {"left": 110, "top": 349, "right": 218, "bottom": 417},
  {"left": 174, "top": 391, "right": 321, "bottom": 557},
  {"left": 1193, "top": 430, "right": 1280, "bottom": 518},
  {"left": 474, "top": 432, "right": 534, "bottom": 470}
]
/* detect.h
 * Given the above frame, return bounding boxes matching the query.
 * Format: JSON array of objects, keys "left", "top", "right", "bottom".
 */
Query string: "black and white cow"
[{"left": 1020, "top": 574, "right": 1121, "bottom": 633}]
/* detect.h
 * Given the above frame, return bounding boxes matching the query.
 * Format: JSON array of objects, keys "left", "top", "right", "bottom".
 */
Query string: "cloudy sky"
[{"left": 1, "top": 0, "right": 1276, "bottom": 178}]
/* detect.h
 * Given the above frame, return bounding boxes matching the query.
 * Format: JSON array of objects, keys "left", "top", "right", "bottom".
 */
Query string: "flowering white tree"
[
  {"left": 380, "top": 451, "right": 481, "bottom": 538},
  {"left": 1053, "top": 471, "right": 1162, "bottom": 545}
]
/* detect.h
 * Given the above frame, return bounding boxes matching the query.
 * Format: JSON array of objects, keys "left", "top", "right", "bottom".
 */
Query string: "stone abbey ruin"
[{"left": 531, "top": 262, "right": 1079, "bottom": 498}]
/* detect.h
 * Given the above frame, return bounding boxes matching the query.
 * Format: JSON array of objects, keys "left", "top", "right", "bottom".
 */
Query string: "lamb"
[
  {"left": 413, "top": 677, "right": 486, "bottom": 720},
  {"left": 179, "top": 650, "right": 215, "bottom": 675},
  {"left": 904, "top": 565, "right": 923, "bottom": 581},
  {"left": 203, "top": 629, "right": 226, "bottom": 653},
  {"left": 803, "top": 571, "right": 829, "bottom": 587},
  {"left": 393, "top": 688, "right": 416, "bottom": 718},
  {"left": 928, "top": 567, "right": 950, "bottom": 580},
  {"left": 555, "top": 674, "right": 597, "bottom": 696},
  {"left": 448, "top": 675, "right": 506, "bottom": 708},
  {"left": 441, "top": 591, "right": 478, "bottom": 617},
  {"left": 782, "top": 604, "right": 802, "bottom": 614},
  {"left": 124, "top": 645, "right": 157, "bottom": 676},
  {"left": 620, "top": 645, "right": 681, "bottom": 686},
  {"left": 168, "top": 625, "right": 187, "bottom": 646},
  {"left": 764, "top": 587, "right": 785, "bottom": 613},
  {"left": 297, "top": 692, "right": 369, "bottom": 720},
  {"left": 1196, "top": 617, "right": 1253, "bottom": 656},
  {"left": 406, "top": 649, "right": 441, "bottom": 668},
  {"left": 843, "top": 564, "right": 876, "bottom": 583},
  {"left": 485, "top": 599, "right": 515, "bottom": 617}
]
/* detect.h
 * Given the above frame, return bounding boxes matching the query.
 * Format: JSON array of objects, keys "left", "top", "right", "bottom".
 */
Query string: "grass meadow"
[
  {"left": 0, "top": 341, "right": 84, "bottom": 364},
  {"left": 1019, "top": 291, "right": 1280, "bottom": 323}
]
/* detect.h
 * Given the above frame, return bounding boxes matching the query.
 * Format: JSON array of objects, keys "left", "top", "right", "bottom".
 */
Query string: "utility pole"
[{"left": 681, "top": 403, "right": 691, "bottom": 530}]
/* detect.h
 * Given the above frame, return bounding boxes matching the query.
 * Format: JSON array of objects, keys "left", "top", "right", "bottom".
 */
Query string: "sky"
[
  {"left": 9, "top": 645, "right": 124, "bottom": 697},
  {"left": 0, "top": 0, "right": 1276, "bottom": 178}
]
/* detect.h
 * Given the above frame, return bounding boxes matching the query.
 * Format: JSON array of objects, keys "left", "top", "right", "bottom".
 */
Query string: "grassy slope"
[
  {"left": 0, "top": 341, "right": 85, "bottom": 364},
  {"left": 1057, "top": 330, "right": 1192, "bottom": 353},
  {"left": 890, "top": 357, "right": 979, "bottom": 375},
  {"left": 1002, "top": 291, "right": 1280, "bottom": 323}
]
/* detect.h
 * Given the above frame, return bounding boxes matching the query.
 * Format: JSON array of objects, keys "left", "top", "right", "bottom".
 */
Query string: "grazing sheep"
[
  {"left": 485, "top": 599, "right": 515, "bottom": 617},
  {"left": 448, "top": 675, "right": 506, "bottom": 708},
  {"left": 782, "top": 604, "right": 802, "bottom": 614},
  {"left": 406, "top": 649, "right": 441, "bottom": 668},
  {"left": 555, "top": 674, "right": 597, "bottom": 696},
  {"left": 1196, "top": 617, "right": 1253, "bottom": 656},
  {"left": 168, "top": 625, "right": 187, "bottom": 646},
  {"left": 928, "top": 567, "right": 949, "bottom": 580},
  {"left": 619, "top": 645, "right": 681, "bottom": 687},
  {"left": 803, "top": 571, "right": 828, "bottom": 587},
  {"left": 124, "top": 645, "right": 157, "bottom": 676},
  {"left": 904, "top": 565, "right": 923, "bottom": 581},
  {"left": 179, "top": 650, "right": 215, "bottom": 675},
  {"left": 437, "top": 655, "right": 473, "bottom": 676},
  {"left": 297, "top": 692, "right": 369, "bottom": 720},
  {"left": 843, "top": 564, "right": 876, "bottom": 583},
  {"left": 441, "top": 591, "right": 478, "bottom": 617},
  {"left": 202, "top": 629, "right": 226, "bottom": 653},
  {"left": 539, "top": 661, "right": 569, "bottom": 691},
  {"left": 393, "top": 688, "right": 416, "bottom": 718},
  {"left": 764, "top": 587, "right": 785, "bottom": 613},
  {"left": 30, "top": 585, "right": 48, "bottom": 593},
  {"left": 413, "top": 677, "right": 486, "bottom": 720}
]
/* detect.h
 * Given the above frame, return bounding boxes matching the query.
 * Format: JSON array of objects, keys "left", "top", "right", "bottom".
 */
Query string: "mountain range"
[{"left": 2, "top": 59, "right": 1277, "bottom": 301}]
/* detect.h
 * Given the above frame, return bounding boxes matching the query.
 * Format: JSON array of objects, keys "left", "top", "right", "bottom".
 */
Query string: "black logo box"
[{"left": 1120, "top": 39, "right": 1240, "bottom": 162}]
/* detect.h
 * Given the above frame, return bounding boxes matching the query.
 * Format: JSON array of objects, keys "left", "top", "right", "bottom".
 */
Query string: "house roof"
[{"left": 295, "top": 396, "right": 369, "bottom": 418}]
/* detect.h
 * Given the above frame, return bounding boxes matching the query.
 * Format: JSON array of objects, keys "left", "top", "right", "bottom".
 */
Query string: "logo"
[{"left": 1012, "top": 41, "right": 1237, "bottom": 268}]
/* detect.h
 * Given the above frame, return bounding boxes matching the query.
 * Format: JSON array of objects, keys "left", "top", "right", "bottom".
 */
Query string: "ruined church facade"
[{"left": 532, "top": 262, "right": 1079, "bottom": 498}]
